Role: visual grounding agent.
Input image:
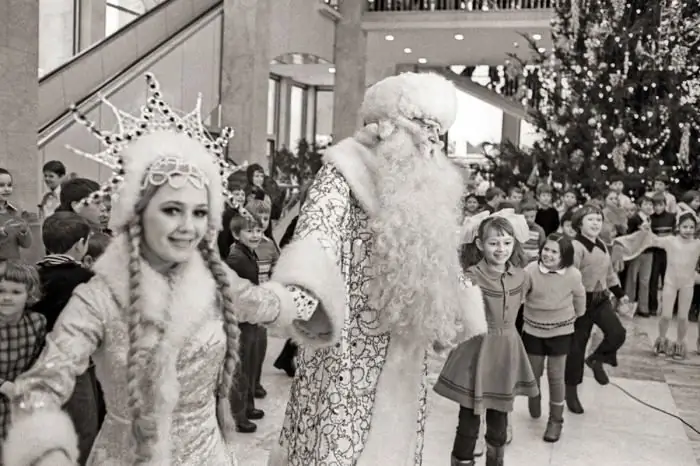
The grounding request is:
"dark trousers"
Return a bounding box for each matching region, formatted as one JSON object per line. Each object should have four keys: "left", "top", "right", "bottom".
{"left": 64, "top": 369, "right": 100, "bottom": 466}
{"left": 92, "top": 368, "right": 106, "bottom": 428}
{"left": 452, "top": 406, "right": 508, "bottom": 460}
{"left": 515, "top": 304, "right": 524, "bottom": 335}
{"left": 649, "top": 249, "right": 667, "bottom": 312}
{"left": 565, "top": 292, "right": 626, "bottom": 386}
{"left": 230, "top": 324, "right": 260, "bottom": 422}
{"left": 254, "top": 326, "right": 267, "bottom": 390}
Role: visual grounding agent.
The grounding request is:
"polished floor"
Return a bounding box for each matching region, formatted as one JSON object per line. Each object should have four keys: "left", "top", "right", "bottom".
{"left": 232, "top": 315, "right": 700, "bottom": 465}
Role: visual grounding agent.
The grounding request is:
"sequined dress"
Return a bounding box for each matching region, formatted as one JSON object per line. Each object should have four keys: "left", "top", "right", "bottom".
{"left": 7, "top": 235, "right": 315, "bottom": 466}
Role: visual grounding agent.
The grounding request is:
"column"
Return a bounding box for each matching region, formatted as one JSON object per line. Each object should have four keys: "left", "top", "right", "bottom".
{"left": 220, "top": 0, "right": 271, "bottom": 169}
{"left": 331, "top": 0, "right": 366, "bottom": 141}
{"left": 79, "top": 0, "right": 107, "bottom": 51}
{"left": 501, "top": 113, "right": 522, "bottom": 146}
{"left": 0, "top": 0, "right": 41, "bottom": 212}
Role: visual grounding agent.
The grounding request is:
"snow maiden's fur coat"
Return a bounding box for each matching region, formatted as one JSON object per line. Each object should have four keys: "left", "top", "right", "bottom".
{"left": 268, "top": 139, "right": 486, "bottom": 464}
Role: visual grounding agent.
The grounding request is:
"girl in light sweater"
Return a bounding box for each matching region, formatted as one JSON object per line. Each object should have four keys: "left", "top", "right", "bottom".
{"left": 523, "top": 233, "right": 586, "bottom": 443}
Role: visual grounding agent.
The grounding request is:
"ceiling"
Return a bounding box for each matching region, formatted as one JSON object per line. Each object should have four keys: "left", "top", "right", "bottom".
{"left": 365, "top": 27, "right": 554, "bottom": 67}
{"left": 269, "top": 14, "right": 554, "bottom": 87}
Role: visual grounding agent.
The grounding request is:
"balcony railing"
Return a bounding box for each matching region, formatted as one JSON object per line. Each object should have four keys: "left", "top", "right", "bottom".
{"left": 366, "top": 0, "right": 555, "bottom": 12}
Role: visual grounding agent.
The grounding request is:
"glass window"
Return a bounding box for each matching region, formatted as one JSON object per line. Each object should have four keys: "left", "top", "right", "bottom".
{"left": 315, "top": 90, "right": 334, "bottom": 147}
{"left": 105, "top": 1, "right": 143, "bottom": 37}
{"left": 267, "top": 78, "right": 279, "bottom": 136}
{"left": 38, "top": 0, "right": 76, "bottom": 77}
{"left": 289, "top": 85, "right": 305, "bottom": 153}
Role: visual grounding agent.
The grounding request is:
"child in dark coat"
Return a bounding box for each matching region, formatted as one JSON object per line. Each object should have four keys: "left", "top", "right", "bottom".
{"left": 225, "top": 208, "right": 265, "bottom": 433}
{"left": 33, "top": 211, "right": 99, "bottom": 465}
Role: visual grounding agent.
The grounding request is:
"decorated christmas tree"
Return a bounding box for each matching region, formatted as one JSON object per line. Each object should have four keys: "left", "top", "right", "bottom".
{"left": 494, "top": 0, "right": 700, "bottom": 197}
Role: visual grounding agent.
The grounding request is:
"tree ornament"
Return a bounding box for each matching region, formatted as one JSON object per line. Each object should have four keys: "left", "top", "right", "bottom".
{"left": 613, "top": 127, "right": 626, "bottom": 141}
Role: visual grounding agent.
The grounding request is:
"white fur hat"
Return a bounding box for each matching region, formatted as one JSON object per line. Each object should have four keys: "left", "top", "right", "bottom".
{"left": 360, "top": 72, "right": 458, "bottom": 134}
{"left": 108, "top": 131, "right": 224, "bottom": 233}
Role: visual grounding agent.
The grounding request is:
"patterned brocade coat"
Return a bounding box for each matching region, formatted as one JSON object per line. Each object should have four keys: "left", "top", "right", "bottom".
{"left": 268, "top": 138, "right": 486, "bottom": 466}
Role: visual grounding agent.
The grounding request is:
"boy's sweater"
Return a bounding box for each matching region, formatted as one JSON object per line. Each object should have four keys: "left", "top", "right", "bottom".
{"left": 650, "top": 211, "right": 676, "bottom": 236}
{"left": 572, "top": 235, "right": 625, "bottom": 298}
{"left": 226, "top": 241, "right": 259, "bottom": 285}
{"left": 535, "top": 206, "right": 560, "bottom": 236}
{"left": 523, "top": 262, "right": 586, "bottom": 338}
{"left": 33, "top": 255, "right": 94, "bottom": 332}
{"left": 523, "top": 223, "right": 545, "bottom": 262}
{"left": 255, "top": 236, "right": 280, "bottom": 284}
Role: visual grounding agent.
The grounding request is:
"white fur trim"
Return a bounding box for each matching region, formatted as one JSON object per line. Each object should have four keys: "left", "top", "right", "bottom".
{"left": 259, "top": 281, "right": 297, "bottom": 331}
{"left": 361, "top": 72, "right": 458, "bottom": 134}
{"left": 323, "top": 138, "right": 379, "bottom": 217}
{"left": 108, "top": 131, "right": 224, "bottom": 232}
{"left": 3, "top": 409, "right": 79, "bottom": 466}
{"left": 88, "top": 233, "right": 219, "bottom": 464}
{"left": 459, "top": 281, "right": 487, "bottom": 341}
{"left": 357, "top": 336, "right": 425, "bottom": 466}
{"left": 271, "top": 234, "right": 346, "bottom": 349}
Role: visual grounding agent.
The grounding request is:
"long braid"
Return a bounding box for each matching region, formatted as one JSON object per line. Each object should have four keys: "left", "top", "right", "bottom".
{"left": 198, "top": 239, "right": 240, "bottom": 395}
{"left": 125, "top": 221, "right": 162, "bottom": 463}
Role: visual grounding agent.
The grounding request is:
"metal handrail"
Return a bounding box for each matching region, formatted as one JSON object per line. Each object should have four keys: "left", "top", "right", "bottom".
{"left": 365, "top": 0, "right": 555, "bottom": 12}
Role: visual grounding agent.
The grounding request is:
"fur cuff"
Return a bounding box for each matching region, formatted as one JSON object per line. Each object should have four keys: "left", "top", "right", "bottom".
{"left": 3, "top": 409, "right": 78, "bottom": 466}
{"left": 271, "top": 234, "right": 346, "bottom": 348}
{"left": 460, "top": 283, "right": 487, "bottom": 341}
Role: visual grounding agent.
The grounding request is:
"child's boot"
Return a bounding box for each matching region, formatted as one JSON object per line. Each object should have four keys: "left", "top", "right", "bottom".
{"left": 565, "top": 385, "right": 584, "bottom": 414}
{"left": 653, "top": 337, "right": 668, "bottom": 355}
{"left": 485, "top": 442, "right": 505, "bottom": 466}
{"left": 528, "top": 395, "right": 542, "bottom": 419}
{"left": 451, "top": 457, "right": 475, "bottom": 466}
{"left": 543, "top": 403, "right": 564, "bottom": 443}
{"left": 672, "top": 341, "right": 687, "bottom": 360}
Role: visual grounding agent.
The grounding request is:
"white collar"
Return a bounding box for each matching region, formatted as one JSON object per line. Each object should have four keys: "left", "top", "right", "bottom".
{"left": 539, "top": 263, "right": 566, "bottom": 275}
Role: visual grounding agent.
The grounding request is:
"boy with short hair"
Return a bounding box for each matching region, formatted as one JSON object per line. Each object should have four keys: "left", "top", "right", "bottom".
{"left": 626, "top": 196, "right": 655, "bottom": 317}
{"left": 217, "top": 171, "right": 248, "bottom": 259}
{"left": 648, "top": 174, "right": 677, "bottom": 214}
{"left": 225, "top": 210, "right": 265, "bottom": 433}
{"left": 83, "top": 232, "right": 111, "bottom": 269}
{"left": 521, "top": 201, "right": 546, "bottom": 263}
{"left": 483, "top": 187, "right": 505, "bottom": 213}
{"left": 39, "top": 160, "right": 66, "bottom": 219}
{"left": 245, "top": 198, "right": 281, "bottom": 400}
{"left": 608, "top": 174, "right": 632, "bottom": 211}
{"left": 56, "top": 177, "right": 104, "bottom": 231}
{"left": 507, "top": 187, "right": 523, "bottom": 209}
{"left": 649, "top": 193, "right": 676, "bottom": 314}
{"left": 33, "top": 211, "right": 99, "bottom": 464}
{"left": 535, "top": 184, "right": 560, "bottom": 236}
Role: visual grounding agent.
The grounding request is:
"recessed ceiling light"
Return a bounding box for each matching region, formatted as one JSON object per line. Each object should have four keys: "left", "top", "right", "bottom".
{"left": 454, "top": 34, "right": 465, "bottom": 41}
{"left": 532, "top": 34, "right": 542, "bottom": 41}
{"left": 404, "top": 47, "right": 412, "bottom": 54}
{"left": 329, "top": 67, "right": 336, "bottom": 74}
{"left": 418, "top": 58, "right": 427, "bottom": 64}
{"left": 385, "top": 34, "right": 394, "bottom": 41}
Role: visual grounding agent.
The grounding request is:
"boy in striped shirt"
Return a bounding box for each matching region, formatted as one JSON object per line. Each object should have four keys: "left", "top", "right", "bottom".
{"left": 522, "top": 201, "right": 546, "bottom": 262}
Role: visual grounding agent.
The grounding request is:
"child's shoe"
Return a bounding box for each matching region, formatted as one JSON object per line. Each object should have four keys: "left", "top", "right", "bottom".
{"left": 485, "top": 442, "right": 505, "bottom": 466}
{"left": 672, "top": 341, "right": 687, "bottom": 360}
{"left": 543, "top": 403, "right": 564, "bottom": 443}
{"left": 451, "top": 456, "right": 475, "bottom": 466}
{"left": 653, "top": 337, "right": 668, "bottom": 355}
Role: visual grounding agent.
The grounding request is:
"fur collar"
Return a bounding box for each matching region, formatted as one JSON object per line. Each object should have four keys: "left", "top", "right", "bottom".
{"left": 92, "top": 234, "right": 218, "bottom": 464}
{"left": 323, "top": 137, "right": 379, "bottom": 217}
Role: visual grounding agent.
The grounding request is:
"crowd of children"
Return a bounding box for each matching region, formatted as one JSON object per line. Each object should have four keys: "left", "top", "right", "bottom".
{"left": 442, "top": 175, "right": 700, "bottom": 466}
{"left": 0, "top": 159, "right": 286, "bottom": 462}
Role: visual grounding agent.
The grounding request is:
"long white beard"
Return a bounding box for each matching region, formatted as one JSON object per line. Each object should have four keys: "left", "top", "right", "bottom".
{"left": 367, "top": 131, "right": 467, "bottom": 349}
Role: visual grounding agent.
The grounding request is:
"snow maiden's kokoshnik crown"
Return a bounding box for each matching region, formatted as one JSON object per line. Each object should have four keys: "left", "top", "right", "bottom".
{"left": 66, "top": 73, "right": 249, "bottom": 231}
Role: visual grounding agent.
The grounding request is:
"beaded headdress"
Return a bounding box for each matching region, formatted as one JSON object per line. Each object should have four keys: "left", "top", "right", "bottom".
{"left": 66, "top": 73, "right": 248, "bottom": 211}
